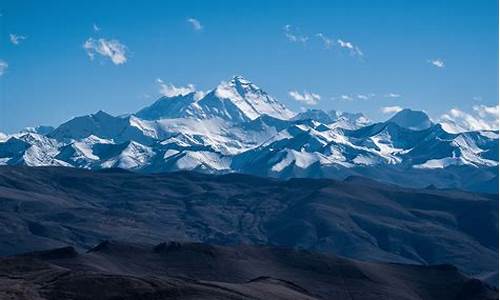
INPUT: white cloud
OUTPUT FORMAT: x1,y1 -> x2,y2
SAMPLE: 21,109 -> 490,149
384,93 -> 401,98
439,105 -> 499,133
316,33 -> 334,48
331,95 -> 353,101
283,25 -> 308,43
337,39 -> 353,49
340,95 -> 353,101
0,60 -> 8,76
83,38 -> 127,65
381,106 -> 403,114
93,23 -> 100,32
337,39 -> 363,56
333,93 -> 375,102
9,33 -> 27,45
289,90 -> 320,105
428,59 -> 445,68
473,104 -> 499,118
356,94 -> 376,100
156,78 -> 204,99
187,18 -> 203,31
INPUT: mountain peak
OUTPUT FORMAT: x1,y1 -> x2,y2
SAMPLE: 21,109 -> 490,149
387,108 -> 432,130
292,109 -> 336,124
226,75 -> 261,93
210,76 -> 295,121
134,76 -> 294,122
92,110 -> 114,119
230,75 -> 252,85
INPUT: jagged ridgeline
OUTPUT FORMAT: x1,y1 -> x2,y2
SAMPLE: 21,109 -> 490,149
0,76 -> 498,192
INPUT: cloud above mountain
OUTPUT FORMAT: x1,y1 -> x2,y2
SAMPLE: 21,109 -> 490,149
156,79 -> 197,97
284,26 -> 364,58
289,90 -> 320,105
337,39 -> 363,56
9,33 -> 27,45
332,93 -> 375,102
439,105 -> 498,133
428,59 -> 445,68
83,38 -> 127,65
0,60 -> 7,76
384,93 -> 401,98
187,18 -> 203,31
283,25 -> 308,43
381,106 -> 403,114
316,33 -> 334,48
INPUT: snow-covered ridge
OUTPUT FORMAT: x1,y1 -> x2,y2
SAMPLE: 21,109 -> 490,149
136,75 -> 295,122
0,76 -> 498,191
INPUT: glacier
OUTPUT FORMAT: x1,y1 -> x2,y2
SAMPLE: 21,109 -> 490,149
0,76 -> 498,192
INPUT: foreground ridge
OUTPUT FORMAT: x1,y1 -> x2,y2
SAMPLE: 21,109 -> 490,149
0,166 -> 497,287
1,240 -> 496,300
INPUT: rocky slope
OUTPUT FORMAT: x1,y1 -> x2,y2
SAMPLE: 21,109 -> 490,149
0,240 -> 497,300
0,166 -> 497,286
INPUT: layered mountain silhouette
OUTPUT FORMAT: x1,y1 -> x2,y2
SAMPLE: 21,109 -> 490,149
0,166 -> 497,287
1,240 -> 496,300
0,76 -> 497,192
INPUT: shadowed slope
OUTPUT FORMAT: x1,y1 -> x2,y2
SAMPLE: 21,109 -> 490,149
0,166 -> 497,286
0,241 -> 496,300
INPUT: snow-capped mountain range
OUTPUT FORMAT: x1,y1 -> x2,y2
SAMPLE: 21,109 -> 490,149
1,76 -> 498,192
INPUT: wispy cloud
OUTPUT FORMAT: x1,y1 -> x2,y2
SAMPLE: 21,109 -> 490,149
332,93 -> 374,101
9,33 -> 27,45
283,25 -> 308,43
287,28 -> 363,58
341,95 -> 353,101
473,104 -> 499,119
384,93 -> 401,98
381,106 -> 403,114
428,59 -> 445,68
83,38 -> 127,65
315,33 -> 334,48
439,105 -> 498,133
93,23 -> 101,32
289,90 -> 320,105
337,39 -> 363,56
187,18 -> 203,31
156,78 -> 205,99
356,93 -> 375,100
0,60 -> 8,76
332,94 -> 354,101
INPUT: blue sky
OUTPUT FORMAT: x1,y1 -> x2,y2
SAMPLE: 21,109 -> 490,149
0,0 -> 498,133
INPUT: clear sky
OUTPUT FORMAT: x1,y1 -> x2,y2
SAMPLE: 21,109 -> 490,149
0,0 -> 498,133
